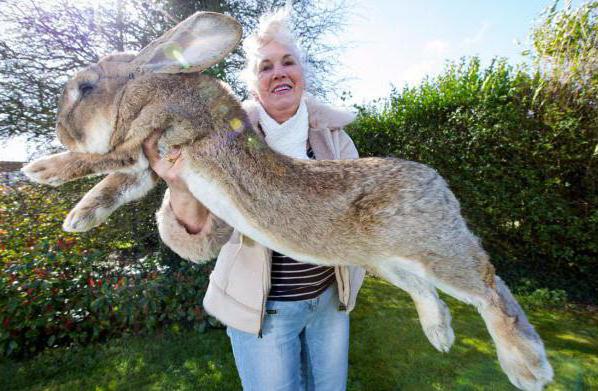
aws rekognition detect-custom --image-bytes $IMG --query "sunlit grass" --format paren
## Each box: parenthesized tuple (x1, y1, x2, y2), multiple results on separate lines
(2, 277, 597, 390)
(348, 278, 598, 390)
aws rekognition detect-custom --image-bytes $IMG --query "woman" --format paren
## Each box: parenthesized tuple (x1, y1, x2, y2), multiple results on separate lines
(143, 10, 365, 391)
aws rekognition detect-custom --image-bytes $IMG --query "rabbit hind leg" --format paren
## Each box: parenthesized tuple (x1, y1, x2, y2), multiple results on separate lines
(423, 251, 553, 391)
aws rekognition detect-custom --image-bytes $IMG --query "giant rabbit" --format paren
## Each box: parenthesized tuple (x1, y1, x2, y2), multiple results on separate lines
(22, 12, 553, 391)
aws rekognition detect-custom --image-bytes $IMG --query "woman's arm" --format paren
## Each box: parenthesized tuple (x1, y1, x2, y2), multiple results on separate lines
(143, 131, 233, 262)
(167, 186, 210, 234)
(156, 189, 233, 262)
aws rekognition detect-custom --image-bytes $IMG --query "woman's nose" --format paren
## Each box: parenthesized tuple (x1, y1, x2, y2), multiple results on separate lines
(272, 64, 287, 80)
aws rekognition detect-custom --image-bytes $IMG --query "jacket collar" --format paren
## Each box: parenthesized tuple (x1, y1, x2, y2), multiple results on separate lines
(241, 93, 356, 132)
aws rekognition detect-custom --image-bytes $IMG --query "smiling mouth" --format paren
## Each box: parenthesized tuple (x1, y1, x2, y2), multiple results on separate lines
(272, 84, 292, 94)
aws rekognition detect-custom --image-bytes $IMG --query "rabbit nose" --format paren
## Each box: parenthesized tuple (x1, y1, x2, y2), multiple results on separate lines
(56, 122, 74, 148)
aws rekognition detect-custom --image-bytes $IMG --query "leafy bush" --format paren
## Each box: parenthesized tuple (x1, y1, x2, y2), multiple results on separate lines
(528, 0, 597, 102)
(515, 279, 568, 310)
(0, 177, 212, 357)
(347, 57, 596, 303)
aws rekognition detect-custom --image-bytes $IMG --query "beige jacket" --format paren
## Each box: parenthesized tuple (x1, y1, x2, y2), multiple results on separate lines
(156, 95, 366, 334)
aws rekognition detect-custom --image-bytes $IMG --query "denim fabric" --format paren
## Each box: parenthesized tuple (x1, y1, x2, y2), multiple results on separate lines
(226, 283, 350, 391)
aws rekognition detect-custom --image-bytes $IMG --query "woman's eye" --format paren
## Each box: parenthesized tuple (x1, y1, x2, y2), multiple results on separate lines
(284, 61, 295, 66)
(259, 65, 272, 72)
(79, 83, 94, 96)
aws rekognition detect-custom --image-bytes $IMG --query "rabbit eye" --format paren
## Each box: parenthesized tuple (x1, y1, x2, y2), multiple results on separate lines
(79, 83, 94, 97)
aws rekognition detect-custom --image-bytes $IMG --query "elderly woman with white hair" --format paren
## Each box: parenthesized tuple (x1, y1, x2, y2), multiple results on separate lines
(143, 9, 365, 390)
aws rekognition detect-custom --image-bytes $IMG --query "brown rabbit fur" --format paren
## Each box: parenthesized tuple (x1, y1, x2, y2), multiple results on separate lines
(22, 12, 553, 391)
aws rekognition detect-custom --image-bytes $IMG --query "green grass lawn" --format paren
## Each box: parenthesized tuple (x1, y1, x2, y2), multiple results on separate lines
(2, 277, 597, 390)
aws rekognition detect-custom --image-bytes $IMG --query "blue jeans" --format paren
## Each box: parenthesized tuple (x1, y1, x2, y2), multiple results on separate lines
(226, 283, 350, 391)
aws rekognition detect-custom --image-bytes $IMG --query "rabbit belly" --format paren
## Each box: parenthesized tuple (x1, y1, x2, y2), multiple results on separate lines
(180, 164, 341, 266)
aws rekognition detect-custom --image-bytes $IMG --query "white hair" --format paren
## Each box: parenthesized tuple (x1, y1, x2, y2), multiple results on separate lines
(240, 7, 308, 94)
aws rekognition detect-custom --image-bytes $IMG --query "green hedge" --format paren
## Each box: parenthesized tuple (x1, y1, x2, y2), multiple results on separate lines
(347, 58, 597, 303)
(0, 178, 213, 357)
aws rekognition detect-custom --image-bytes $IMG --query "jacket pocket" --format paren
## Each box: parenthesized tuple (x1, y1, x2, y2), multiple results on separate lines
(216, 235, 269, 311)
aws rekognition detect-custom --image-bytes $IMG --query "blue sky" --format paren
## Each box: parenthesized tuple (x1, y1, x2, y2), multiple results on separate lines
(329, 0, 582, 104)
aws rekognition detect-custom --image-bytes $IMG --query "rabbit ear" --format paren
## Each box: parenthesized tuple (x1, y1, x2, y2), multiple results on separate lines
(132, 12, 242, 74)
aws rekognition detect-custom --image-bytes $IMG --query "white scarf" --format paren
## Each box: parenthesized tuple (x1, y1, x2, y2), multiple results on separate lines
(257, 97, 309, 160)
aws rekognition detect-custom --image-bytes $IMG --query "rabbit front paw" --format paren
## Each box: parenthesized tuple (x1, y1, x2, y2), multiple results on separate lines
(21, 153, 75, 186)
(63, 202, 111, 232)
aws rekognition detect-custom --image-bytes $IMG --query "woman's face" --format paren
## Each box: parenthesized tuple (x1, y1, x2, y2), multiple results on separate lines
(254, 40, 305, 122)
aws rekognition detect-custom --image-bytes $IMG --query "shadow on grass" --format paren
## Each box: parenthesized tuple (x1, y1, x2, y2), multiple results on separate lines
(2, 277, 597, 390)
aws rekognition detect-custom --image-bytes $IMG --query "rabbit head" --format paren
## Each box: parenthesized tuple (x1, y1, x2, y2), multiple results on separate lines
(55, 53, 135, 153)
(22, 12, 244, 232)
(55, 11, 242, 154)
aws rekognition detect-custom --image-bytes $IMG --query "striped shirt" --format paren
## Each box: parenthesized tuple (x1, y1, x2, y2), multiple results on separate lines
(267, 145, 336, 301)
(268, 251, 336, 301)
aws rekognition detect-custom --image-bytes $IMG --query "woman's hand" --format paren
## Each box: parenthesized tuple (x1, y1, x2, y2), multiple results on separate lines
(142, 130, 187, 191)
(142, 130, 210, 234)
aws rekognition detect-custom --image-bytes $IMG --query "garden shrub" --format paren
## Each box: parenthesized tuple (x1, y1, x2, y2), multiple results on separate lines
(528, 1, 597, 104)
(347, 57, 596, 303)
(514, 279, 569, 310)
(0, 176, 213, 357)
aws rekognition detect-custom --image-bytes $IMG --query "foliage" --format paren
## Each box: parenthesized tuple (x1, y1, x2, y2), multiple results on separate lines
(0, 177, 214, 357)
(518, 288, 569, 310)
(347, 57, 597, 303)
(2, 277, 597, 390)
(0, 0, 351, 143)
(527, 0, 597, 102)
(514, 278, 569, 309)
